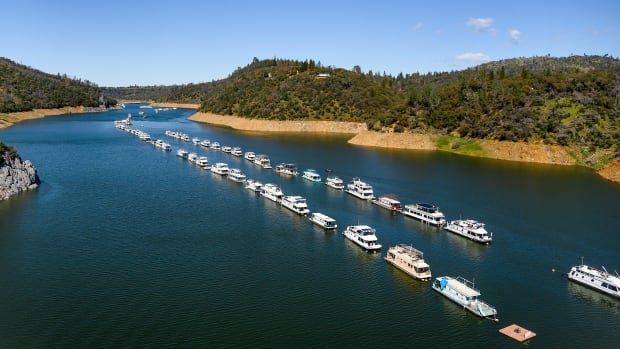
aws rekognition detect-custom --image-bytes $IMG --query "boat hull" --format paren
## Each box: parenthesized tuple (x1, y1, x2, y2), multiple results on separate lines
(444, 221, 492, 244)
(568, 265, 620, 298)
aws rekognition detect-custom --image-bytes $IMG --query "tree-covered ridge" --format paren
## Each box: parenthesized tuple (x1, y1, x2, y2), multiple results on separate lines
(200, 58, 406, 125)
(196, 56, 619, 153)
(0, 57, 115, 113)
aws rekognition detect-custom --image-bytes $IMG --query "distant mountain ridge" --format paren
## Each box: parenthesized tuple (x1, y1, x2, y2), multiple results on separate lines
(0, 57, 115, 113)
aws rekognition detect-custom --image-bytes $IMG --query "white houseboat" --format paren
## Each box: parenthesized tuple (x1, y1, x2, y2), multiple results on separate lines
(260, 183, 284, 202)
(200, 139, 211, 148)
(568, 263, 620, 298)
(325, 176, 344, 190)
(244, 151, 256, 161)
(155, 140, 171, 151)
(342, 225, 382, 252)
(444, 219, 493, 244)
(281, 196, 310, 215)
(187, 152, 198, 163)
(196, 156, 210, 169)
(227, 168, 246, 183)
(309, 212, 337, 230)
(302, 169, 321, 182)
(384, 244, 432, 281)
(431, 276, 498, 320)
(210, 142, 221, 150)
(244, 180, 263, 193)
(253, 155, 272, 169)
(371, 195, 402, 212)
(210, 162, 229, 175)
(275, 163, 299, 176)
(402, 203, 446, 226)
(345, 177, 374, 200)
(221, 145, 232, 153)
(176, 149, 188, 159)
(231, 147, 243, 157)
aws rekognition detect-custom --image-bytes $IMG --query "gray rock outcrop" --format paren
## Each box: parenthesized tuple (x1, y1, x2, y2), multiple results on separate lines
(0, 150, 40, 201)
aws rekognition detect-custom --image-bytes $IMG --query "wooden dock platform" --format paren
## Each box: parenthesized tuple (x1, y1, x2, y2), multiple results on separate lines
(499, 324, 536, 342)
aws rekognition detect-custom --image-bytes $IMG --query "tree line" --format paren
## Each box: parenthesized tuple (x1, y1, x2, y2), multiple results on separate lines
(0, 57, 116, 113)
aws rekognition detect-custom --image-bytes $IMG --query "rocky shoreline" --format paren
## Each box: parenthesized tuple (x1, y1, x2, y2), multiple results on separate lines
(0, 148, 40, 201)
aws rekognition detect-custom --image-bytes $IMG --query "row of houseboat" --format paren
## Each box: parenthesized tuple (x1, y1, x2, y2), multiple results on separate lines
(116, 121, 616, 324)
(334, 175, 493, 244)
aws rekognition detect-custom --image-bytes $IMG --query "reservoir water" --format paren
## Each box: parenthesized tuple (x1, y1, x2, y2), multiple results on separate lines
(1, 104, 619, 348)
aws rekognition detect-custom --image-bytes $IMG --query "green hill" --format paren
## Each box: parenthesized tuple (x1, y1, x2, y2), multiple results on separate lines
(0, 57, 115, 113)
(103, 55, 620, 160)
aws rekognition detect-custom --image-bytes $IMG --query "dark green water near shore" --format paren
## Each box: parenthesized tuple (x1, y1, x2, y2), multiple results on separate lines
(1, 104, 619, 348)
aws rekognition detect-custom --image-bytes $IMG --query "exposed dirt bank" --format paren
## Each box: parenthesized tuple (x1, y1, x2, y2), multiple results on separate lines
(597, 161, 620, 184)
(348, 131, 436, 150)
(189, 112, 366, 134)
(477, 140, 576, 165)
(189, 112, 620, 184)
(0, 106, 89, 129)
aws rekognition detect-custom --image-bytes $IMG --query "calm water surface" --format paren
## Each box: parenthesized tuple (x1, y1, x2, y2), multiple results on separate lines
(0, 105, 619, 348)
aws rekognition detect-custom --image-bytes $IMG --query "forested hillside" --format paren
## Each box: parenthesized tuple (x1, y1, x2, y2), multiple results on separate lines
(0, 57, 115, 113)
(103, 55, 620, 156)
(197, 56, 619, 152)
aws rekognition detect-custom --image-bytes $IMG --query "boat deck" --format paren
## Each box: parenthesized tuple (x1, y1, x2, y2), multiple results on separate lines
(499, 324, 536, 342)
(447, 277, 480, 298)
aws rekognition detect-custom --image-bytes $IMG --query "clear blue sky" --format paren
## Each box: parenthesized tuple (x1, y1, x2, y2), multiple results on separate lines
(2, 0, 618, 86)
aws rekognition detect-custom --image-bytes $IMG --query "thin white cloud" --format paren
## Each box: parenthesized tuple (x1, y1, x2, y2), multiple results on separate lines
(466, 17, 494, 31)
(509, 29, 521, 44)
(455, 52, 491, 62)
(415, 22, 424, 30)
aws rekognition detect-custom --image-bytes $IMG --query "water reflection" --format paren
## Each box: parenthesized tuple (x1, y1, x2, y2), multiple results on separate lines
(567, 281, 620, 312)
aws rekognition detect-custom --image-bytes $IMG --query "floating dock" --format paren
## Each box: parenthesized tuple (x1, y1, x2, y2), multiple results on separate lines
(499, 324, 536, 343)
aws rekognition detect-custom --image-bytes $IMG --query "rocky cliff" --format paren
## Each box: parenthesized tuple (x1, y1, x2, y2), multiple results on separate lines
(0, 148, 40, 200)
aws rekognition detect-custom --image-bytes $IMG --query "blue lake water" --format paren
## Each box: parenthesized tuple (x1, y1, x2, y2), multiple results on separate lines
(0, 104, 619, 348)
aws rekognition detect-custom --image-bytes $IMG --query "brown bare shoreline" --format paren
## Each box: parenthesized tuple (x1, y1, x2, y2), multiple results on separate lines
(189, 111, 620, 185)
(1, 104, 617, 184)
(0, 106, 93, 129)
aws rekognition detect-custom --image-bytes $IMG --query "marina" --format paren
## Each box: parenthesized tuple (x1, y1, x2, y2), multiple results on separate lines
(1, 105, 618, 348)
